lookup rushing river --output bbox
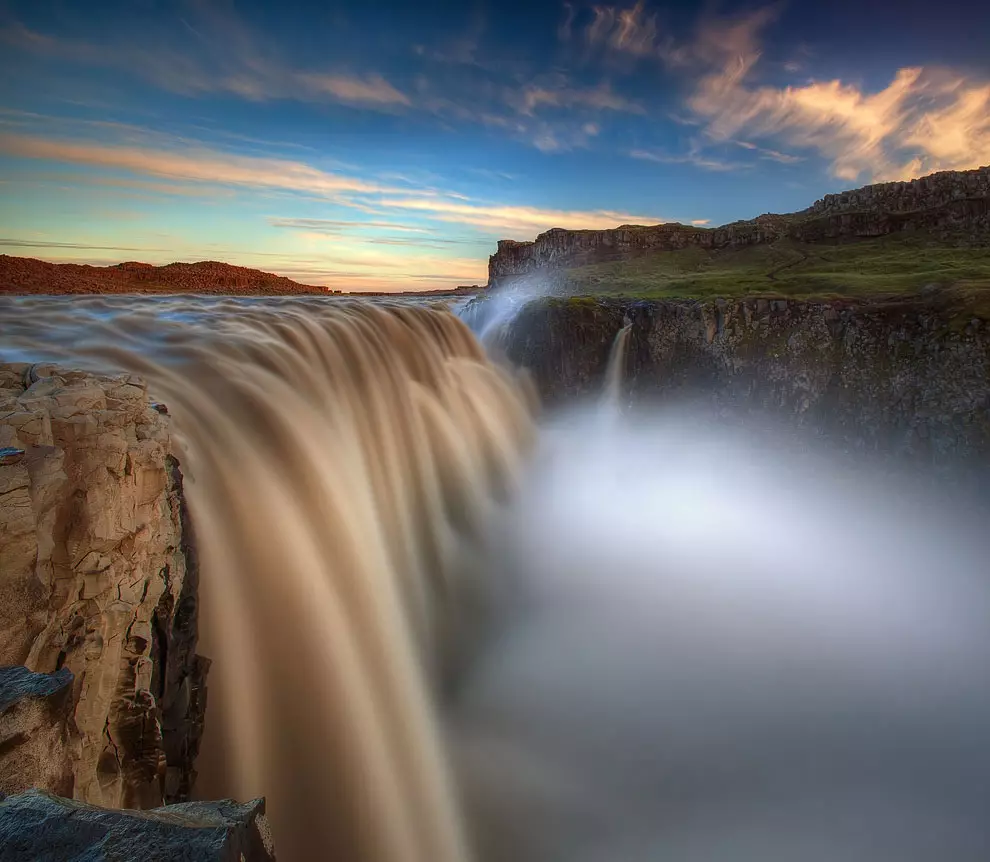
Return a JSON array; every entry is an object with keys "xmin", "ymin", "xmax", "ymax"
[{"xmin": 2, "ymin": 293, "xmax": 990, "ymax": 862}]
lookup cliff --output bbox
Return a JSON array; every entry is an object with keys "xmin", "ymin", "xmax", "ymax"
[
  {"xmin": 497, "ymin": 294, "xmax": 990, "ymax": 474},
  {"xmin": 488, "ymin": 166, "xmax": 990, "ymax": 285},
  {"xmin": 0, "ymin": 364, "xmax": 206, "ymax": 808}
]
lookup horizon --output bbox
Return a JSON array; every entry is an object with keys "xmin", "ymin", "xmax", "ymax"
[{"xmin": 1, "ymin": 0, "xmax": 988, "ymax": 292}]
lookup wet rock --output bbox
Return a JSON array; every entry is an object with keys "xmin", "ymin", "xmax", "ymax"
[
  {"xmin": 0, "ymin": 447, "xmax": 24, "ymax": 466},
  {"xmin": 500, "ymin": 295, "xmax": 990, "ymax": 481},
  {"xmin": 0, "ymin": 789, "xmax": 276, "ymax": 861}
]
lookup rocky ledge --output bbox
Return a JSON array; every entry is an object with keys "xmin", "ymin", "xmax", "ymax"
[
  {"xmin": 0, "ymin": 364, "xmax": 206, "ymax": 808},
  {"xmin": 488, "ymin": 166, "xmax": 990, "ymax": 284},
  {"xmin": 497, "ymin": 293, "xmax": 990, "ymax": 476},
  {"xmin": 0, "ymin": 789, "xmax": 275, "ymax": 861}
]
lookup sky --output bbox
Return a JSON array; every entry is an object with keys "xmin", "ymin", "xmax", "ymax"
[{"xmin": 0, "ymin": 0, "xmax": 988, "ymax": 291}]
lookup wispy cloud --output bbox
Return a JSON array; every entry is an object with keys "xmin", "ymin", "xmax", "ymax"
[
  {"xmin": 295, "ymin": 74, "xmax": 410, "ymax": 106},
  {"xmin": 268, "ymin": 217, "xmax": 434, "ymax": 234},
  {"xmin": 679, "ymin": 6, "xmax": 990, "ymax": 181},
  {"xmin": 630, "ymin": 143, "xmax": 747, "ymax": 172},
  {"xmin": 374, "ymin": 197, "xmax": 667, "ymax": 233},
  {"xmin": 510, "ymin": 79, "xmax": 643, "ymax": 116},
  {"xmin": 0, "ymin": 126, "xmax": 691, "ymax": 238},
  {"xmin": 0, "ymin": 133, "xmax": 403, "ymax": 197},
  {"xmin": 0, "ymin": 16, "xmax": 411, "ymax": 112},
  {"xmin": 0, "ymin": 238, "xmax": 169, "ymax": 252},
  {"xmin": 733, "ymin": 140, "xmax": 804, "ymax": 164}
]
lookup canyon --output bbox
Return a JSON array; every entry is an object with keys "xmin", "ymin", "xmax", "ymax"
[{"xmin": 2, "ymin": 166, "xmax": 990, "ymax": 859}]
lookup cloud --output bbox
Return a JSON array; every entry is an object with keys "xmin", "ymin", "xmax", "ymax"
[
  {"xmin": 511, "ymin": 79, "xmax": 644, "ymax": 115},
  {"xmin": 268, "ymin": 218, "xmax": 433, "ymax": 233},
  {"xmin": 1, "ymin": 16, "xmax": 411, "ymax": 112},
  {"xmin": 732, "ymin": 140, "xmax": 804, "ymax": 164},
  {"xmin": 0, "ymin": 125, "xmax": 697, "ymax": 238},
  {"xmin": 581, "ymin": 1, "xmax": 694, "ymax": 66},
  {"xmin": 0, "ymin": 238, "xmax": 170, "ymax": 252},
  {"xmin": 3, "ymin": 170, "xmax": 234, "ymax": 197},
  {"xmin": 295, "ymin": 74, "xmax": 410, "ymax": 106},
  {"xmin": 0, "ymin": 133, "xmax": 404, "ymax": 198},
  {"xmin": 375, "ymin": 197, "xmax": 668, "ymax": 234},
  {"xmin": 630, "ymin": 143, "xmax": 747, "ymax": 172},
  {"xmin": 679, "ymin": 6, "xmax": 990, "ymax": 182}
]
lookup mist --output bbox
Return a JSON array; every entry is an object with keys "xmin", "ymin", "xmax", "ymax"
[{"xmin": 450, "ymin": 404, "xmax": 990, "ymax": 862}]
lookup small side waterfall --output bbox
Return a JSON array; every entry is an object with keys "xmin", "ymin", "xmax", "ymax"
[{"xmin": 602, "ymin": 320, "xmax": 632, "ymax": 411}]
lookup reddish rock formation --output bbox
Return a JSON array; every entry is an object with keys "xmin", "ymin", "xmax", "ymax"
[
  {"xmin": 488, "ymin": 166, "xmax": 990, "ymax": 285},
  {"xmin": 0, "ymin": 257, "xmax": 339, "ymax": 296}
]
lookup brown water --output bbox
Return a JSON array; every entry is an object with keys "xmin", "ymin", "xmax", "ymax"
[
  {"xmin": 1, "ymin": 295, "xmax": 535, "ymax": 862},
  {"xmin": 4, "ymin": 294, "xmax": 990, "ymax": 862}
]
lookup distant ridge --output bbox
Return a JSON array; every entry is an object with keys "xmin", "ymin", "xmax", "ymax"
[{"xmin": 0, "ymin": 256, "xmax": 338, "ymax": 296}]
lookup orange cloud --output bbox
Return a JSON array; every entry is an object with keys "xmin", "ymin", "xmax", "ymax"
[
  {"xmin": 0, "ymin": 133, "xmax": 401, "ymax": 197},
  {"xmin": 681, "ymin": 7, "xmax": 990, "ymax": 182},
  {"xmin": 376, "ymin": 197, "xmax": 668, "ymax": 234}
]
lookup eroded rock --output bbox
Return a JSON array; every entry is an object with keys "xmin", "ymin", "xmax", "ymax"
[{"xmin": 0, "ymin": 367, "xmax": 206, "ymax": 808}]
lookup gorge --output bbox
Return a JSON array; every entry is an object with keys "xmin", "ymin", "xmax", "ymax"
[{"xmin": 3, "ymin": 166, "xmax": 990, "ymax": 861}]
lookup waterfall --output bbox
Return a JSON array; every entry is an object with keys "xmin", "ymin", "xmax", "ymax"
[
  {"xmin": 5, "ymin": 294, "xmax": 990, "ymax": 862},
  {"xmin": 602, "ymin": 320, "xmax": 632, "ymax": 411},
  {"xmin": 0, "ymin": 296, "xmax": 535, "ymax": 862}
]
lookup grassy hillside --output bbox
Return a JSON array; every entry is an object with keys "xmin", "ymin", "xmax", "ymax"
[{"xmin": 558, "ymin": 235, "xmax": 990, "ymax": 308}]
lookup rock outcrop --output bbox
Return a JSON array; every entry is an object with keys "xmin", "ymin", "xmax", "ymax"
[
  {"xmin": 0, "ymin": 789, "xmax": 275, "ymax": 861},
  {"xmin": 0, "ymin": 364, "xmax": 206, "ymax": 808},
  {"xmin": 498, "ymin": 295, "xmax": 990, "ymax": 474},
  {"xmin": 488, "ymin": 166, "xmax": 990, "ymax": 284}
]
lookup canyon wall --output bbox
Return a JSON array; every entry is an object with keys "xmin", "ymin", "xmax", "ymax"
[
  {"xmin": 499, "ymin": 295, "xmax": 990, "ymax": 473},
  {"xmin": 0, "ymin": 364, "xmax": 206, "ymax": 808},
  {"xmin": 488, "ymin": 166, "xmax": 990, "ymax": 284}
]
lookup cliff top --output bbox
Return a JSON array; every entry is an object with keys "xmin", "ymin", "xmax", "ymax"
[{"xmin": 496, "ymin": 165, "xmax": 990, "ymax": 250}]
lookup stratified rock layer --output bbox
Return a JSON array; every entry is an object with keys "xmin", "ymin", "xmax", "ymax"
[
  {"xmin": 488, "ymin": 166, "xmax": 990, "ymax": 284},
  {"xmin": 499, "ymin": 295, "xmax": 990, "ymax": 472},
  {"xmin": 0, "ymin": 789, "xmax": 275, "ymax": 862},
  {"xmin": 0, "ymin": 364, "xmax": 206, "ymax": 808}
]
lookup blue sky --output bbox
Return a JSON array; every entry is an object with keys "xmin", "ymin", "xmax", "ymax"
[{"xmin": 0, "ymin": 0, "xmax": 988, "ymax": 290}]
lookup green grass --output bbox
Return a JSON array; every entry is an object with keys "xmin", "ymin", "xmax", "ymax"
[{"xmin": 557, "ymin": 235, "xmax": 990, "ymax": 312}]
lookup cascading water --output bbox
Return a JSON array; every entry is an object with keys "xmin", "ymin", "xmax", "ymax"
[
  {"xmin": 4, "ymin": 293, "xmax": 990, "ymax": 862},
  {"xmin": 0, "ymin": 295, "xmax": 535, "ymax": 862},
  {"xmin": 602, "ymin": 320, "xmax": 632, "ymax": 411}
]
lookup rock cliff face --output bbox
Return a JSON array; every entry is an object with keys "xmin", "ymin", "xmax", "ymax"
[
  {"xmin": 0, "ymin": 364, "xmax": 206, "ymax": 808},
  {"xmin": 488, "ymin": 166, "xmax": 990, "ymax": 284},
  {"xmin": 499, "ymin": 295, "xmax": 990, "ymax": 473}
]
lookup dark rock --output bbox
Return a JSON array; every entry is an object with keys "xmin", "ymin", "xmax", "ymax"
[
  {"xmin": 0, "ymin": 448, "xmax": 24, "ymax": 467},
  {"xmin": 0, "ymin": 789, "xmax": 276, "ymax": 861},
  {"xmin": 500, "ymin": 295, "xmax": 990, "ymax": 484},
  {"xmin": 0, "ymin": 667, "xmax": 74, "ymax": 798}
]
